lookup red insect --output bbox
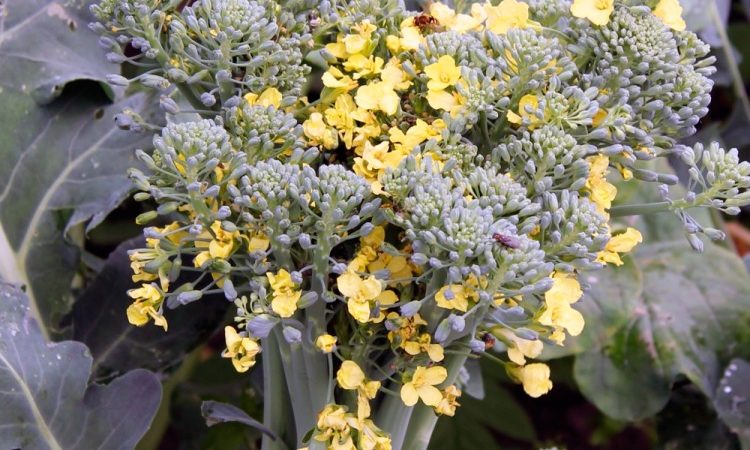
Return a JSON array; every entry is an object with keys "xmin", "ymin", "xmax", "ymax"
[
  {"xmin": 413, "ymin": 14, "xmax": 439, "ymax": 31},
  {"xmin": 492, "ymin": 233, "xmax": 521, "ymax": 249}
]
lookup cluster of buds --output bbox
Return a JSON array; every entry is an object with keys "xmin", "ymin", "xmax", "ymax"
[{"xmin": 91, "ymin": 0, "xmax": 750, "ymax": 449}]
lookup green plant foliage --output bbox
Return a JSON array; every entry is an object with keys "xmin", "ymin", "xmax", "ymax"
[
  {"xmin": 572, "ymin": 242, "xmax": 750, "ymax": 421},
  {"xmin": 71, "ymin": 237, "xmax": 228, "ymax": 380},
  {"xmin": 429, "ymin": 362, "xmax": 536, "ymax": 450},
  {"xmin": 0, "ymin": 0, "xmax": 114, "ymax": 103},
  {"xmin": 715, "ymin": 359, "xmax": 750, "ymax": 448},
  {"xmin": 0, "ymin": 282, "xmax": 162, "ymax": 449},
  {"xmin": 0, "ymin": 89, "xmax": 158, "ymax": 337}
]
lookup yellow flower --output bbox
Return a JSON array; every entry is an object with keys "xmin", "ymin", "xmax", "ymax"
[
  {"xmin": 322, "ymin": 67, "xmax": 359, "ymax": 92},
  {"xmin": 358, "ymin": 418, "xmax": 393, "ymax": 450},
  {"xmin": 400, "ymin": 365, "xmax": 448, "ymax": 407},
  {"xmin": 355, "ymin": 81, "xmax": 400, "ymax": 116},
  {"xmin": 316, "ymin": 334, "xmax": 338, "ymax": 353},
  {"xmin": 303, "ymin": 112, "xmax": 339, "ymax": 149},
  {"xmin": 337, "ymin": 361, "xmax": 381, "ymax": 419},
  {"xmin": 313, "ymin": 404, "xmax": 358, "ymax": 448},
  {"xmin": 387, "ymin": 312, "xmax": 427, "ymax": 345},
  {"xmin": 435, "ymin": 385, "xmax": 462, "ymax": 416},
  {"xmin": 399, "ymin": 20, "xmax": 425, "ymax": 51},
  {"xmin": 598, "ymin": 227, "xmax": 643, "ymax": 266},
  {"xmin": 429, "ymin": 3, "xmax": 457, "ymax": 27},
  {"xmin": 267, "ymin": 268, "xmax": 295, "ymax": 291},
  {"xmin": 508, "ymin": 363, "xmax": 553, "ymax": 397},
  {"xmin": 586, "ymin": 155, "xmax": 617, "ymax": 214},
  {"xmin": 506, "ymin": 94, "xmax": 540, "ymax": 127},
  {"xmin": 350, "ymin": 109, "xmax": 382, "ymax": 152},
  {"xmin": 267, "ymin": 269, "xmax": 301, "ymax": 318},
  {"xmin": 353, "ymin": 141, "xmax": 409, "ymax": 194},
  {"xmin": 592, "ymin": 108, "xmax": 607, "ymax": 127},
  {"xmin": 435, "ymin": 284, "xmax": 474, "ymax": 312},
  {"xmin": 222, "ymin": 326, "xmax": 261, "ymax": 373},
  {"xmin": 243, "ymin": 87, "xmax": 282, "ymax": 109},
  {"xmin": 381, "ymin": 58, "xmax": 412, "ymax": 91},
  {"xmin": 337, "ymin": 360, "xmax": 367, "ymax": 390},
  {"xmin": 362, "ymin": 225, "xmax": 386, "ymax": 248},
  {"xmin": 653, "ymin": 0, "xmax": 686, "ymax": 31},
  {"xmin": 484, "ymin": 0, "xmax": 531, "ymax": 34},
  {"xmin": 325, "ymin": 94, "xmax": 357, "ymax": 148},
  {"xmin": 343, "ymin": 33, "xmax": 369, "ymax": 56},
  {"xmin": 429, "ymin": 2, "xmax": 484, "ymax": 32},
  {"xmin": 426, "ymin": 89, "xmax": 464, "ymax": 115},
  {"xmin": 386, "ymin": 35, "xmax": 401, "ymax": 54},
  {"xmin": 355, "ymin": 140, "xmax": 390, "ymax": 173},
  {"xmin": 389, "ymin": 119, "xmax": 442, "ymax": 153},
  {"xmin": 368, "ymin": 253, "xmax": 413, "ymax": 286},
  {"xmin": 493, "ymin": 328, "xmax": 543, "ymax": 365},
  {"xmin": 571, "ymin": 0, "xmax": 615, "ymax": 26},
  {"xmin": 538, "ymin": 273, "xmax": 585, "ymax": 340},
  {"xmin": 337, "ymin": 270, "xmax": 397, "ymax": 323},
  {"xmin": 452, "ymin": 12, "xmax": 485, "ymax": 33},
  {"xmin": 195, "ymin": 221, "xmax": 239, "ymax": 265},
  {"xmin": 343, "ymin": 54, "xmax": 384, "ymax": 79},
  {"xmin": 424, "ymin": 55, "xmax": 461, "ymax": 91},
  {"xmin": 248, "ymin": 232, "xmax": 270, "ymax": 253},
  {"xmin": 129, "ymin": 248, "xmax": 165, "ymax": 289},
  {"xmin": 403, "ymin": 333, "xmax": 445, "ymax": 362},
  {"xmin": 126, "ymin": 283, "xmax": 168, "ymax": 331},
  {"xmin": 272, "ymin": 289, "xmax": 301, "ymax": 318},
  {"xmin": 325, "ymin": 36, "xmax": 348, "ymax": 59}
]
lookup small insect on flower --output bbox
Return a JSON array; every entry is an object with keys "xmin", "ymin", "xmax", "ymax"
[
  {"xmin": 481, "ymin": 332, "xmax": 496, "ymax": 350},
  {"xmin": 492, "ymin": 233, "xmax": 520, "ymax": 249},
  {"xmin": 413, "ymin": 14, "xmax": 440, "ymax": 32}
]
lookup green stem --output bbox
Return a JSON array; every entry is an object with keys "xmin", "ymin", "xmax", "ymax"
[
  {"xmin": 273, "ymin": 328, "xmax": 318, "ymax": 444},
  {"xmin": 400, "ymin": 348, "xmax": 470, "ymax": 450},
  {"xmin": 609, "ymin": 201, "xmax": 671, "ymax": 217},
  {"xmin": 375, "ymin": 392, "xmax": 415, "ymax": 449},
  {"xmin": 262, "ymin": 332, "xmax": 294, "ymax": 450},
  {"xmin": 270, "ymin": 241, "xmax": 327, "ymax": 445},
  {"xmin": 136, "ymin": 347, "xmax": 203, "ymax": 450},
  {"xmin": 709, "ymin": 1, "xmax": 750, "ymax": 123},
  {"xmin": 141, "ymin": 18, "xmax": 206, "ymax": 112}
]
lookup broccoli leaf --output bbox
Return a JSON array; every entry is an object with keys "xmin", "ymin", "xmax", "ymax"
[
  {"xmin": 0, "ymin": 282, "xmax": 162, "ymax": 450},
  {"xmin": 0, "ymin": 0, "xmax": 115, "ymax": 104}
]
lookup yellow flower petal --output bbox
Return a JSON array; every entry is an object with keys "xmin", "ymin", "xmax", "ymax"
[
  {"xmin": 654, "ymin": 0, "xmax": 686, "ymax": 31},
  {"xmin": 424, "ymin": 55, "xmax": 461, "ymax": 91},
  {"xmin": 400, "ymin": 383, "xmax": 419, "ymax": 406},
  {"xmin": 316, "ymin": 334, "xmax": 338, "ymax": 353},
  {"xmin": 571, "ymin": 0, "xmax": 614, "ymax": 26},
  {"xmin": 418, "ymin": 385, "xmax": 444, "ymax": 407},
  {"xmin": 337, "ymin": 360, "xmax": 366, "ymax": 390}
]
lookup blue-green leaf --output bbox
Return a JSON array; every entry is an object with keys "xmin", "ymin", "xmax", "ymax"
[
  {"xmin": 0, "ymin": 88, "xmax": 158, "ymax": 337},
  {"xmin": 0, "ymin": 0, "xmax": 115, "ymax": 104},
  {"xmin": 0, "ymin": 282, "xmax": 162, "ymax": 450}
]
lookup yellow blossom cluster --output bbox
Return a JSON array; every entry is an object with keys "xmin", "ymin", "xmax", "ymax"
[
  {"xmin": 304, "ymin": 403, "xmax": 392, "ymax": 450},
  {"xmin": 222, "ymin": 326, "xmax": 261, "ymax": 373},
  {"xmin": 571, "ymin": 0, "xmax": 685, "ymax": 30},
  {"xmin": 267, "ymin": 269, "xmax": 302, "ymax": 318},
  {"xmin": 427, "ymin": 0, "xmax": 537, "ymax": 35}
]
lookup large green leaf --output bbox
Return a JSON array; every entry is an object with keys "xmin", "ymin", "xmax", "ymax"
[
  {"xmin": 0, "ymin": 0, "xmax": 115, "ymax": 103},
  {"xmin": 0, "ymin": 282, "xmax": 162, "ymax": 449},
  {"xmin": 573, "ymin": 242, "xmax": 750, "ymax": 421},
  {"xmin": 429, "ymin": 361, "xmax": 536, "ymax": 450},
  {"xmin": 71, "ymin": 237, "xmax": 228, "ymax": 380},
  {"xmin": 0, "ymin": 87, "xmax": 158, "ymax": 338},
  {"xmin": 715, "ymin": 359, "xmax": 750, "ymax": 448}
]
